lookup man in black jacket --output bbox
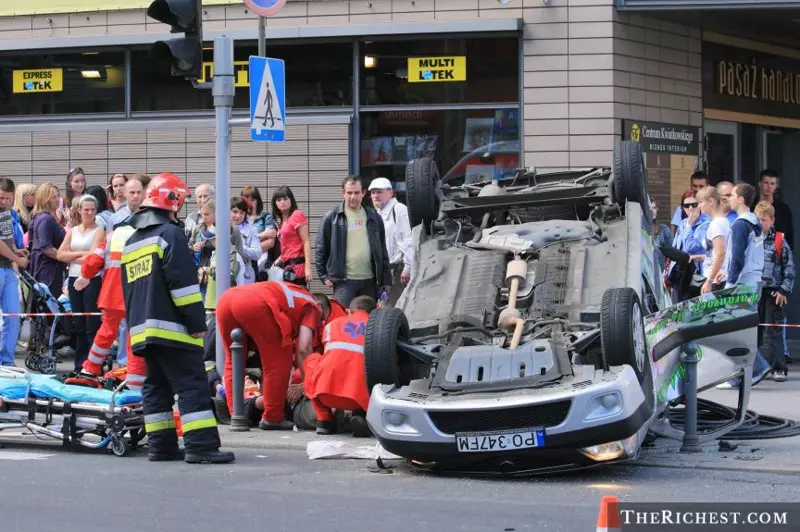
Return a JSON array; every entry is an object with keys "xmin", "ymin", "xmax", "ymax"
[
  {"xmin": 753, "ymin": 169, "xmax": 794, "ymax": 251},
  {"xmin": 315, "ymin": 176, "xmax": 391, "ymax": 307}
]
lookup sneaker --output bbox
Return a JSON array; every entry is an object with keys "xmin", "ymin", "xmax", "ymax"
[
  {"xmin": 773, "ymin": 370, "xmax": 788, "ymax": 382},
  {"xmin": 716, "ymin": 381, "xmax": 735, "ymax": 390}
]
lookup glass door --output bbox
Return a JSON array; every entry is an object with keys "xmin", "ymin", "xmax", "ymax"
[{"xmin": 705, "ymin": 120, "xmax": 739, "ymax": 184}]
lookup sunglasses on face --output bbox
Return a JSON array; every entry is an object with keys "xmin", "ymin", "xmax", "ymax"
[{"xmin": 683, "ymin": 202, "xmax": 698, "ymax": 208}]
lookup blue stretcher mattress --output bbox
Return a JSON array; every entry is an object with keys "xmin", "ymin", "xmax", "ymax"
[{"xmin": 0, "ymin": 374, "xmax": 142, "ymax": 406}]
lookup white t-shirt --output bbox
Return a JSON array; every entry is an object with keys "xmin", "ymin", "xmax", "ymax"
[{"xmin": 702, "ymin": 216, "xmax": 730, "ymax": 277}]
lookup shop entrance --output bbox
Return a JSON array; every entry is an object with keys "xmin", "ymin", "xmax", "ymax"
[{"xmin": 705, "ymin": 120, "xmax": 739, "ymax": 184}]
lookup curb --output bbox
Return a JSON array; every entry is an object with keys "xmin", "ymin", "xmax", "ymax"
[{"xmin": 625, "ymin": 460, "xmax": 800, "ymax": 477}]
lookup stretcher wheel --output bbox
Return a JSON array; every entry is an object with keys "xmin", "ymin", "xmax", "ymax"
[
  {"xmin": 24, "ymin": 354, "xmax": 40, "ymax": 372},
  {"xmin": 38, "ymin": 357, "xmax": 56, "ymax": 375},
  {"xmin": 109, "ymin": 433, "xmax": 129, "ymax": 457}
]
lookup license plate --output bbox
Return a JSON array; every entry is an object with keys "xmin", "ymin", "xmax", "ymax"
[{"xmin": 455, "ymin": 428, "xmax": 545, "ymax": 453}]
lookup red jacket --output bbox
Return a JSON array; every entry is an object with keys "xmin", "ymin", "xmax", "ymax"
[
  {"xmin": 304, "ymin": 310, "xmax": 370, "ymax": 411},
  {"xmin": 81, "ymin": 225, "xmax": 134, "ymax": 312}
]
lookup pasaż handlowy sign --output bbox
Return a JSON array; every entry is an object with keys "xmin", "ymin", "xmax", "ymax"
[
  {"xmin": 12, "ymin": 69, "xmax": 64, "ymax": 93},
  {"xmin": 407, "ymin": 56, "xmax": 467, "ymax": 83}
]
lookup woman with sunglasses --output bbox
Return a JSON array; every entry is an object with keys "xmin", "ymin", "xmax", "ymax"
[{"xmin": 669, "ymin": 190, "xmax": 710, "ymax": 300}]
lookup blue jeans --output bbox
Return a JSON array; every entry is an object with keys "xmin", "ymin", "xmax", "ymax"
[
  {"xmin": 116, "ymin": 318, "xmax": 128, "ymax": 366},
  {"xmin": 0, "ymin": 267, "xmax": 21, "ymax": 366}
]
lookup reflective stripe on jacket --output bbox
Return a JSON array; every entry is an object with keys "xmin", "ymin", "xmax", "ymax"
[{"xmin": 121, "ymin": 209, "xmax": 206, "ymax": 352}]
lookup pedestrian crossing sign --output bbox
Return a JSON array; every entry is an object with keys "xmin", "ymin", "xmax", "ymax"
[{"xmin": 249, "ymin": 56, "xmax": 286, "ymax": 143}]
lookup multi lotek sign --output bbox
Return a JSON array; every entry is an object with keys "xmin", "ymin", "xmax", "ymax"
[
  {"xmin": 407, "ymin": 56, "xmax": 466, "ymax": 83},
  {"xmin": 12, "ymin": 69, "xmax": 63, "ymax": 93}
]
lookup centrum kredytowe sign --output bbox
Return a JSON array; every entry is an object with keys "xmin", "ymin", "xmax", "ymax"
[
  {"xmin": 622, "ymin": 120, "xmax": 700, "ymax": 156},
  {"xmin": 703, "ymin": 41, "xmax": 800, "ymax": 121}
]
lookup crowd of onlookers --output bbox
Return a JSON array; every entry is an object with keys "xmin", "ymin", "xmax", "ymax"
[
  {"xmin": 656, "ymin": 169, "xmax": 794, "ymax": 384},
  {"xmin": 0, "ymin": 170, "xmax": 415, "ymax": 377}
]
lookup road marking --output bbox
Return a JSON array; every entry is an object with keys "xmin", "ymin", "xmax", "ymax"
[{"xmin": 0, "ymin": 450, "xmax": 54, "ymax": 460}]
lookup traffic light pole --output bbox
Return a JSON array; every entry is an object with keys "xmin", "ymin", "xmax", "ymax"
[{"xmin": 213, "ymin": 35, "xmax": 234, "ymax": 400}]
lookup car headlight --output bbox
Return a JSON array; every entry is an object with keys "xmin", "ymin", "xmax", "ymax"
[
  {"xmin": 382, "ymin": 410, "xmax": 420, "ymax": 435},
  {"xmin": 583, "ymin": 391, "xmax": 623, "ymax": 421},
  {"xmin": 579, "ymin": 434, "xmax": 638, "ymax": 462}
]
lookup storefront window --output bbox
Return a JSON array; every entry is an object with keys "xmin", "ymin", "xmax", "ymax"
[
  {"xmin": 0, "ymin": 50, "xmax": 125, "ymax": 116},
  {"xmin": 132, "ymin": 40, "xmax": 353, "ymax": 112},
  {"xmin": 359, "ymin": 108, "xmax": 520, "ymax": 194},
  {"xmin": 360, "ymin": 37, "xmax": 518, "ymax": 106}
]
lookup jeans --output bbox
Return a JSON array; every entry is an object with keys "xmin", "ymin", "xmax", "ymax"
[
  {"xmin": 68, "ymin": 276, "xmax": 102, "ymax": 372},
  {"xmin": 0, "ymin": 267, "xmax": 21, "ymax": 366},
  {"xmin": 332, "ymin": 279, "xmax": 378, "ymax": 308},
  {"xmin": 759, "ymin": 290, "xmax": 787, "ymax": 374},
  {"xmin": 116, "ymin": 318, "xmax": 128, "ymax": 366}
]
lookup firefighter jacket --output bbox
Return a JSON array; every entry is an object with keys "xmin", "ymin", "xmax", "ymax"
[
  {"xmin": 82, "ymin": 217, "xmax": 135, "ymax": 312},
  {"xmin": 121, "ymin": 209, "xmax": 206, "ymax": 353}
]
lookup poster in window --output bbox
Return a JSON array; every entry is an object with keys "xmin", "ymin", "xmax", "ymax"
[
  {"xmin": 463, "ymin": 118, "xmax": 495, "ymax": 152},
  {"xmin": 493, "ymin": 109, "xmax": 519, "ymax": 143}
]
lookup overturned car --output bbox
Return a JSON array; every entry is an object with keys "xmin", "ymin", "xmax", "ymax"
[{"xmin": 364, "ymin": 141, "xmax": 760, "ymax": 474}]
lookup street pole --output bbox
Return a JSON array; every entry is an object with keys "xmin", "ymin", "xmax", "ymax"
[
  {"xmin": 213, "ymin": 35, "xmax": 234, "ymax": 380},
  {"xmin": 258, "ymin": 16, "xmax": 266, "ymax": 57}
]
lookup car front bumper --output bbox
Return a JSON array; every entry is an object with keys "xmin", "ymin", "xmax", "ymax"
[{"xmin": 366, "ymin": 365, "xmax": 652, "ymax": 470}]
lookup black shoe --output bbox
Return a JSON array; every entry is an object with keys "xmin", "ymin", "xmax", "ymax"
[
  {"xmin": 185, "ymin": 450, "xmax": 236, "ymax": 464},
  {"xmin": 316, "ymin": 420, "xmax": 336, "ymax": 435},
  {"xmin": 351, "ymin": 414, "xmax": 372, "ymax": 438},
  {"xmin": 258, "ymin": 419, "xmax": 294, "ymax": 431},
  {"xmin": 148, "ymin": 449, "xmax": 185, "ymax": 462},
  {"xmin": 213, "ymin": 395, "xmax": 231, "ymax": 425}
]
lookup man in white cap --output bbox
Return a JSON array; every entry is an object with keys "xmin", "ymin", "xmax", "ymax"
[{"xmin": 368, "ymin": 177, "xmax": 414, "ymax": 304}]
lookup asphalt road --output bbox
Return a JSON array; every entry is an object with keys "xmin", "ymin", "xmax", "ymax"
[{"xmin": 1, "ymin": 446, "xmax": 798, "ymax": 532}]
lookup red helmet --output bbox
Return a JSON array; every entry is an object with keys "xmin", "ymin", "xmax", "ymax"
[{"xmin": 141, "ymin": 173, "xmax": 191, "ymax": 212}]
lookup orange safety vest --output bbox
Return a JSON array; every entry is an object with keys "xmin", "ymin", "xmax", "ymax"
[{"xmin": 305, "ymin": 310, "xmax": 371, "ymax": 411}]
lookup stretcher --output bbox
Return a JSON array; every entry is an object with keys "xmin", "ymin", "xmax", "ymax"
[{"xmin": 0, "ymin": 368, "xmax": 144, "ymax": 457}]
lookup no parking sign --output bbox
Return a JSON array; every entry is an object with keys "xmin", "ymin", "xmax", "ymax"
[{"xmin": 243, "ymin": 0, "xmax": 287, "ymax": 16}]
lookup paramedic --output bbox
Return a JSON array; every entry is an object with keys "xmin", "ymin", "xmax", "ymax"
[
  {"xmin": 215, "ymin": 281, "xmax": 322, "ymax": 430},
  {"xmin": 304, "ymin": 295, "xmax": 376, "ymax": 437},
  {"xmin": 71, "ymin": 177, "xmax": 149, "ymax": 391},
  {"xmin": 121, "ymin": 172, "xmax": 233, "ymax": 464}
]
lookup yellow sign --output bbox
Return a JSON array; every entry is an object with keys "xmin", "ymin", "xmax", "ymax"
[
  {"xmin": 12, "ymin": 69, "xmax": 64, "ymax": 94},
  {"xmin": 126, "ymin": 256, "xmax": 153, "ymax": 283},
  {"xmin": 407, "ymin": 56, "xmax": 466, "ymax": 83},
  {"xmin": 198, "ymin": 61, "xmax": 250, "ymax": 88},
  {"xmin": 0, "ymin": 1, "xmax": 235, "ymax": 16}
]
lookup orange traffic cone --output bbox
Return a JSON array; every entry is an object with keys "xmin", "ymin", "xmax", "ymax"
[{"xmin": 596, "ymin": 496, "xmax": 621, "ymax": 532}]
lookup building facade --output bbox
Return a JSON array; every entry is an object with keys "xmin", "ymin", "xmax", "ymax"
[{"xmin": 2, "ymin": 0, "xmax": 800, "ymax": 290}]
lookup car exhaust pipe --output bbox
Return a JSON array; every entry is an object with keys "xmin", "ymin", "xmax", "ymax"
[{"xmin": 499, "ymin": 259, "xmax": 527, "ymax": 349}]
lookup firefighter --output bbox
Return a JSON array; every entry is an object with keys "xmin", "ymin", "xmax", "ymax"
[
  {"xmin": 216, "ymin": 281, "xmax": 322, "ymax": 430},
  {"xmin": 121, "ymin": 172, "xmax": 234, "ymax": 464},
  {"xmin": 304, "ymin": 295, "xmax": 376, "ymax": 437}
]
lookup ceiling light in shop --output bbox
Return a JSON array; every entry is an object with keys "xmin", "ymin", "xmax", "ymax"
[
  {"xmin": 81, "ymin": 70, "xmax": 102, "ymax": 79},
  {"xmin": 364, "ymin": 56, "xmax": 376, "ymax": 68}
]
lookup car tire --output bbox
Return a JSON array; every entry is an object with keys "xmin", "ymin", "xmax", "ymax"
[
  {"xmin": 613, "ymin": 141, "xmax": 652, "ymax": 230},
  {"xmin": 405, "ymin": 158, "xmax": 440, "ymax": 232},
  {"xmin": 364, "ymin": 307, "xmax": 409, "ymax": 391},
  {"xmin": 600, "ymin": 287, "xmax": 647, "ymax": 383}
]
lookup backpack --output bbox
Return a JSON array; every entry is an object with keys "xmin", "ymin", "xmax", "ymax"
[{"xmin": 775, "ymin": 231, "xmax": 784, "ymax": 261}]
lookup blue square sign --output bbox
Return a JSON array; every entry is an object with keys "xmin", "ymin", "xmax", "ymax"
[{"xmin": 249, "ymin": 56, "xmax": 286, "ymax": 143}]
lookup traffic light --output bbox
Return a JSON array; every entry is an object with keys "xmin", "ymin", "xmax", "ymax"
[{"xmin": 147, "ymin": 0, "xmax": 203, "ymax": 79}]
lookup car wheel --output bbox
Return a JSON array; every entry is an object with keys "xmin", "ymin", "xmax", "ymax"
[
  {"xmin": 364, "ymin": 307, "xmax": 409, "ymax": 391},
  {"xmin": 405, "ymin": 158, "xmax": 440, "ymax": 232},
  {"xmin": 600, "ymin": 287, "xmax": 647, "ymax": 383},
  {"xmin": 613, "ymin": 141, "xmax": 653, "ymax": 230}
]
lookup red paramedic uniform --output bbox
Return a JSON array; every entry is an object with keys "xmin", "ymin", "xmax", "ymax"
[
  {"xmin": 216, "ymin": 281, "xmax": 321, "ymax": 423},
  {"xmin": 291, "ymin": 297, "xmax": 349, "ymax": 385},
  {"xmin": 303, "ymin": 310, "xmax": 371, "ymax": 422},
  {"xmin": 79, "ymin": 226, "xmax": 146, "ymax": 392}
]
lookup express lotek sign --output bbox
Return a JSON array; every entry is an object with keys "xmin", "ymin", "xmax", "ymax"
[
  {"xmin": 407, "ymin": 56, "xmax": 466, "ymax": 83},
  {"xmin": 623, "ymin": 120, "xmax": 700, "ymax": 155},
  {"xmin": 12, "ymin": 69, "xmax": 64, "ymax": 93}
]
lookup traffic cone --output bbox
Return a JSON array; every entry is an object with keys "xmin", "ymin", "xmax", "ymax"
[{"xmin": 596, "ymin": 495, "xmax": 621, "ymax": 532}]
